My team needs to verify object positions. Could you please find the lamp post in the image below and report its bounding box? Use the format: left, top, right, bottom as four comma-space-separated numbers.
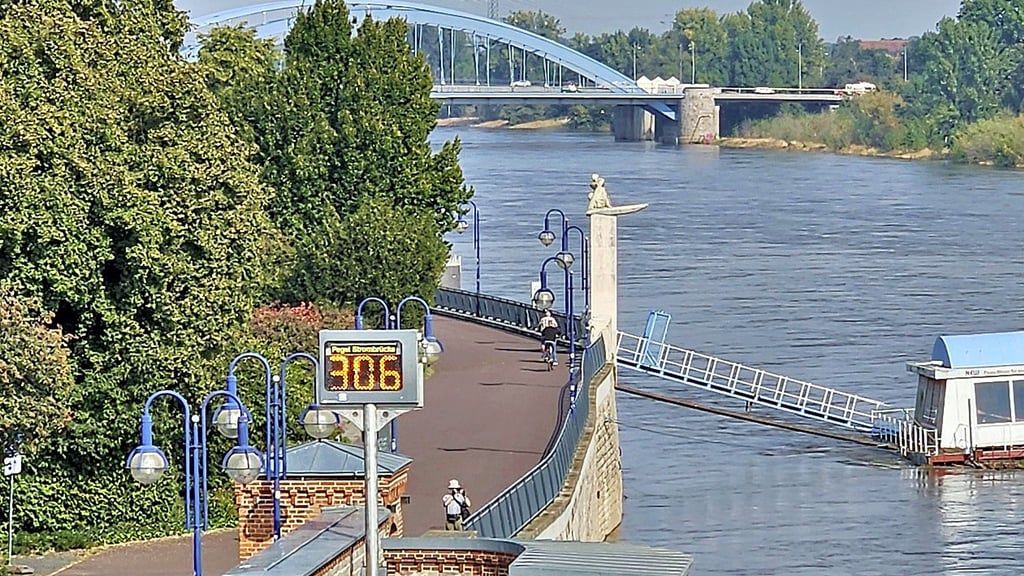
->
690, 41, 696, 84
532, 255, 574, 368
127, 390, 263, 576
355, 297, 390, 330
564, 224, 589, 315
797, 42, 803, 90
358, 296, 443, 452
631, 43, 640, 80
538, 208, 570, 323
455, 201, 481, 316
217, 352, 291, 541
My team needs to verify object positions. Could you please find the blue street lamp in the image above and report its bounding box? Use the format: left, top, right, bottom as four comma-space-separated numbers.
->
355, 297, 390, 330
533, 255, 575, 368
217, 353, 290, 541
455, 200, 481, 315
564, 224, 589, 313
127, 390, 263, 576
357, 296, 444, 452
538, 209, 573, 322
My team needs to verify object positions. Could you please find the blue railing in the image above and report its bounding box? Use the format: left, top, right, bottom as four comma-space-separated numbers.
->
462, 333, 607, 538
432, 287, 609, 538
433, 287, 586, 347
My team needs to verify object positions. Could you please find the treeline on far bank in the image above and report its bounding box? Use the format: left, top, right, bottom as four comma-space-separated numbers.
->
736, 94, 1024, 168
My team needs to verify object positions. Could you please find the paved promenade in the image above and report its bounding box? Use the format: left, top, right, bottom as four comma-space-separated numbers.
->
24, 316, 566, 576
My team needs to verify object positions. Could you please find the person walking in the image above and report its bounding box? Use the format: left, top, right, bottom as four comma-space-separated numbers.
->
538, 309, 560, 366
442, 479, 471, 530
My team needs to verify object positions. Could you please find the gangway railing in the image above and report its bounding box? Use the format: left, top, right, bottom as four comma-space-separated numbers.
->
616, 330, 889, 432
616, 330, 940, 458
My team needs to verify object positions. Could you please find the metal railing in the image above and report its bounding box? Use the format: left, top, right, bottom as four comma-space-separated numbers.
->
433, 287, 585, 346
463, 332, 607, 538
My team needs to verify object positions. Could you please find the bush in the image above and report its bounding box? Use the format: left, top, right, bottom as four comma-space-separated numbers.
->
950, 114, 1024, 167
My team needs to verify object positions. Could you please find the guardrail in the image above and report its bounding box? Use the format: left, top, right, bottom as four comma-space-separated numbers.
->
433, 287, 585, 347
432, 287, 608, 538
463, 332, 607, 538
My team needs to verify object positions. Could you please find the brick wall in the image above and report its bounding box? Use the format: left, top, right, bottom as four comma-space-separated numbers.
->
235, 469, 409, 561
384, 549, 518, 576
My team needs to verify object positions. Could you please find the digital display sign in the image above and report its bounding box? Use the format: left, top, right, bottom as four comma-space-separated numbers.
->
325, 342, 403, 392
318, 329, 423, 408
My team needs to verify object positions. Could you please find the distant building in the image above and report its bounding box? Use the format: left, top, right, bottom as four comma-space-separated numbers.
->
858, 39, 909, 55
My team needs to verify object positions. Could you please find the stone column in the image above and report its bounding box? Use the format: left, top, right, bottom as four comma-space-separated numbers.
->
586, 175, 648, 356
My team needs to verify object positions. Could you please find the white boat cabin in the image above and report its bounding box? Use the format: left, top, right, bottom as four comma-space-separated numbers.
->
907, 331, 1024, 456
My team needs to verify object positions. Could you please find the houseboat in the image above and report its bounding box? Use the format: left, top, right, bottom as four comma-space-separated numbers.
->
907, 331, 1024, 466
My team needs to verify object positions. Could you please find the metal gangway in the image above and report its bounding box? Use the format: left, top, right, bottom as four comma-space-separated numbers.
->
615, 311, 939, 459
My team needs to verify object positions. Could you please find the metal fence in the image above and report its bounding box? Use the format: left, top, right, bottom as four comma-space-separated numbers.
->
433, 287, 586, 346
463, 332, 608, 538
432, 287, 608, 537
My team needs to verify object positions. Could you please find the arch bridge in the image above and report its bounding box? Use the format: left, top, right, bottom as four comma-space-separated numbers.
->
184, 1, 647, 97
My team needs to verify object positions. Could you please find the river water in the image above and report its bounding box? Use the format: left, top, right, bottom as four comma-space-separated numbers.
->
433, 127, 1024, 575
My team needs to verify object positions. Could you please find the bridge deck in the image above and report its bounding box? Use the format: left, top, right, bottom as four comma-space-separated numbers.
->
24, 317, 566, 575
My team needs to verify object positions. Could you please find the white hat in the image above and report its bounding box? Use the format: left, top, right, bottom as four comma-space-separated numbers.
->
448, 479, 461, 490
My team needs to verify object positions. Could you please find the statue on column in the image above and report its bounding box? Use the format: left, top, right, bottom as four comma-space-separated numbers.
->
586, 173, 648, 216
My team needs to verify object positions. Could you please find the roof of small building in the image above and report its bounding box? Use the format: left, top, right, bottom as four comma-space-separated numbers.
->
508, 540, 693, 576
931, 331, 1024, 369
275, 440, 412, 477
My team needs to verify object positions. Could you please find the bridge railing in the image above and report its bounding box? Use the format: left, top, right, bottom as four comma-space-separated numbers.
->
463, 331, 607, 538
433, 287, 586, 348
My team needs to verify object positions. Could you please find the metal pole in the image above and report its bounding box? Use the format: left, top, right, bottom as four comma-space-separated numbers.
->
474, 205, 481, 316
798, 43, 803, 90
7, 475, 13, 567
568, 270, 575, 370
190, 414, 203, 576
364, 404, 379, 576
691, 43, 696, 84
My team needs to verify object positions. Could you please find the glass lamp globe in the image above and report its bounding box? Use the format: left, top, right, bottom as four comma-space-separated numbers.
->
456, 219, 469, 234
223, 447, 263, 485
127, 446, 168, 485
301, 405, 338, 440
213, 403, 241, 439
421, 338, 443, 366
538, 230, 556, 246
555, 251, 575, 270
532, 288, 555, 310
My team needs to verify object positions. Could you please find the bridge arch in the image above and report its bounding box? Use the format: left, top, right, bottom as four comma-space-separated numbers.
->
183, 0, 643, 93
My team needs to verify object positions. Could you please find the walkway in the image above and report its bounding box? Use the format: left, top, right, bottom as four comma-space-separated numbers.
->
20, 317, 566, 575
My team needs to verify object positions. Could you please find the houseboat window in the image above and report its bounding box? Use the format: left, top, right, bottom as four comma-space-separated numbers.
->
1013, 380, 1024, 422
975, 381, 1012, 424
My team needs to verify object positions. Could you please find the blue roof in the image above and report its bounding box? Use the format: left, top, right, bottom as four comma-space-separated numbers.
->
931, 332, 1024, 369
276, 440, 411, 477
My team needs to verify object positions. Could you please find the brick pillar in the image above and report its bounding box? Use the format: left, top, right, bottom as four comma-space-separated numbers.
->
234, 469, 409, 561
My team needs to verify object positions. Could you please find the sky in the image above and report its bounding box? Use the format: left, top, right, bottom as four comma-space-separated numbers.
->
176, 0, 964, 42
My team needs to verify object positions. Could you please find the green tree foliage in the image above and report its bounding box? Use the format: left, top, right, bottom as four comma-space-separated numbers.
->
824, 37, 900, 88
0, 0, 280, 547
200, 0, 472, 308
671, 8, 729, 85
724, 0, 826, 87
0, 287, 74, 451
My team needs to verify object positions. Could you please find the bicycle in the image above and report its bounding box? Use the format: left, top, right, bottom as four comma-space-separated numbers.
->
541, 340, 556, 371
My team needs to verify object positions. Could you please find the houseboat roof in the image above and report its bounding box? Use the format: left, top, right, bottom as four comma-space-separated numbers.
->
931, 331, 1024, 369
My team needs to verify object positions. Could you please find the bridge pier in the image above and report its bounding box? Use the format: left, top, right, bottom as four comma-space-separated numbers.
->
654, 99, 683, 145
680, 88, 720, 143
611, 106, 654, 142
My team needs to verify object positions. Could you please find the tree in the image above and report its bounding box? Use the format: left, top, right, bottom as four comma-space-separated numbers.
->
201, 0, 472, 307
0, 287, 74, 452
724, 0, 826, 87
669, 8, 729, 86
0, 0, 277, 472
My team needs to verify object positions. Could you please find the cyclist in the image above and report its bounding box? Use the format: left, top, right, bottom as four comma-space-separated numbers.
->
538, 310, 561, 366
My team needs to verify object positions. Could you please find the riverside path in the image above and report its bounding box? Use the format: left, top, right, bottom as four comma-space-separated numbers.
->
24, 316, 567, 576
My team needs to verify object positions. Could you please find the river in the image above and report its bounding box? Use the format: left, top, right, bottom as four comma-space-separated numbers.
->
432, 127, 1024, 575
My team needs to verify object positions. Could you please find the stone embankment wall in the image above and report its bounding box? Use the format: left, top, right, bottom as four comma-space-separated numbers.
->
517, 362, 623, 541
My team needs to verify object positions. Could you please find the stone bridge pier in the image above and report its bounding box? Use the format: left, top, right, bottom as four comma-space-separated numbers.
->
679, 87, 721, 143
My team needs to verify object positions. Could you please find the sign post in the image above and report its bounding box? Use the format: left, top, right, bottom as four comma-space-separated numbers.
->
317, 329, 424, 576
4, 451, 22, 568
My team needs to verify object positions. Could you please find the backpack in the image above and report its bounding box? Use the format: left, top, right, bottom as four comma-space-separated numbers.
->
457, 493, 471, 520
